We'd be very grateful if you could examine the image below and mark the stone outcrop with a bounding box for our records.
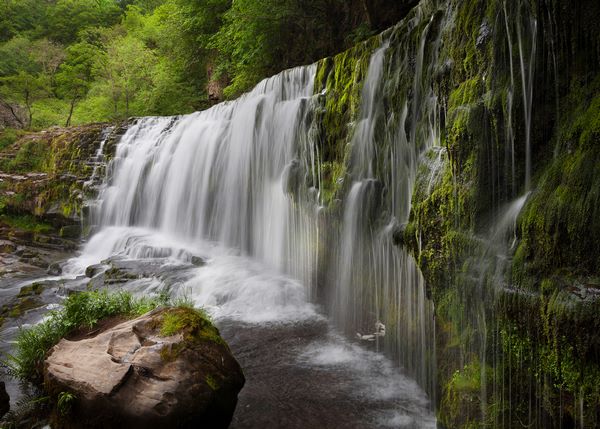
[0,122,128,277]
[44,307,244,429]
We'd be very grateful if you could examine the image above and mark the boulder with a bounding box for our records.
[84,264,104,278]
[47,262,62,276]
[191,256,206,267]
[44,307,244,429]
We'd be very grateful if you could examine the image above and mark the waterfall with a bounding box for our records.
[90,66,321,296]
[73,9,442,400]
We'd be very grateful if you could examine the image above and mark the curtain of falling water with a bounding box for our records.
[328,6,444,396]
[96,66,321,297]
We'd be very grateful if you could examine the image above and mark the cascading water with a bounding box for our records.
[93,66,319,287]
[57,31,439,424]
[66,8,443,404]
[328,18,441,394]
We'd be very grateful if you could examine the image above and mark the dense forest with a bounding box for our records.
[0,0,415,130]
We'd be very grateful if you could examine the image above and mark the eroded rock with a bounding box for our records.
[44,307,244,428]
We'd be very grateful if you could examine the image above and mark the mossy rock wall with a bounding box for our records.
[394,0,600,427]
[309,0,600,426]
[0,122,127,239]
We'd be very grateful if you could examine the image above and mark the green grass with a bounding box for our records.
[1,139,48,173]
[56,391,76,416]
[3,289,170,383]
[0,128,25,151]
[0,214,53,234]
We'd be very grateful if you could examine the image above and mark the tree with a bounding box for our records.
[0,0,48,43]
[0,36,38,77]
[45,0,122,44]
[96,35,156,117]
[0,71,48,127]
[56,42,98,126]
[30,39,67,88]
[210,0,340,97]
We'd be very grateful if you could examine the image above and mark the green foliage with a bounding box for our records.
[56,391,76,416]
[0,0,394,124]
[0,214,53,234]
[3,290,170,383]
[0,128,24,151]
[209,0,353,98]
[1,139,47,172]
[45,0,122,44]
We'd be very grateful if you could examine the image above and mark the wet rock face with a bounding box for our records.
[0,381,9,418]
[44,307,245,429]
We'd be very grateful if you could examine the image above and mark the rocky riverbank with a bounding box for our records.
[0,123,128,280]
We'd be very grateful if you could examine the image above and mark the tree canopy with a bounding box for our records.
[0,0,414,129]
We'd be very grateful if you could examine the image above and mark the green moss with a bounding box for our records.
[205,374,220,391]
[159,342,185,363]
[160,306,224,346]
[1,139,48,173]
[498,297,600,427]
[514,88,600,287]
[5,297,43,319]
[17,282,45,298]
[104,267,139,281]
[0,124,106,225]
[0,128,26,151]
[440,359,487,429]
[318,161,345,206]
[311,34,379,208]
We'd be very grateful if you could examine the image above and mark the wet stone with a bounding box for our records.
[47,262,62,276]
[85,264,106,278]
[191,256,207,267]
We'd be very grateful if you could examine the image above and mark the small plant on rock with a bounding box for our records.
[56,391,76,416]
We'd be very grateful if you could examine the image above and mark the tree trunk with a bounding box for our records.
[0,98,25,128]
[65,98,76,127]
[25,90,32,129]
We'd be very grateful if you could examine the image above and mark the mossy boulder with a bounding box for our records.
[44,306,244,429]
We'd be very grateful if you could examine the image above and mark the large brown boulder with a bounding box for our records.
[44,307,244,428]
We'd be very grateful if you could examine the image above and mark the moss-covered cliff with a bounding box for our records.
[0,123,125,276]
[313,0,600,427]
